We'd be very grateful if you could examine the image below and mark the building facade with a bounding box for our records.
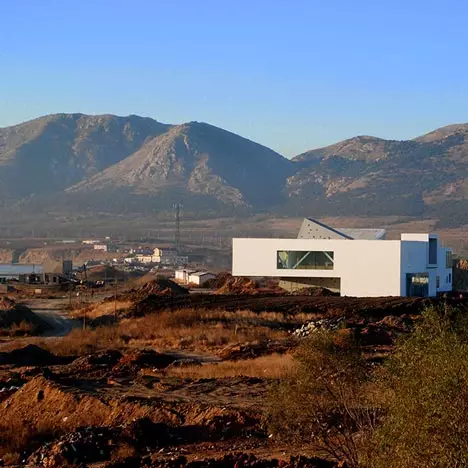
[232,219,452,297]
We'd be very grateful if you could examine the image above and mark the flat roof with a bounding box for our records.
[0,264,44,277]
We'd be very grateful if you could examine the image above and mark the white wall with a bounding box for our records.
[233,238,402,297]
[400,240,436,297]
[437,247,453,293]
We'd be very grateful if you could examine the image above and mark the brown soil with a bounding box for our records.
[216,275,259,295]
[126,279,189,299]
[131,293,449,319]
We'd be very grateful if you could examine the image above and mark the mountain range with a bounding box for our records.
[1,113,468,225]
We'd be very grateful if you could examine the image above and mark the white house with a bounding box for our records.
[188,271,216,286]
[232,218,453,298]
[175,268,196,284]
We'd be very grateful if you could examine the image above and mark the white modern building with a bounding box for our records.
[232,218,453,297]
[175,269,216,286]
[188,271,216,286]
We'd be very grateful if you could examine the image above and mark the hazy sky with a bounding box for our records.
[2,0,468,157]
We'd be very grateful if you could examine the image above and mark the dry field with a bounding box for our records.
[0,285,467,467]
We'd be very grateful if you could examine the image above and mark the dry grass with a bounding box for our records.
[72,300,133,319]
[116,308,298,352]
[0,320,38,337]
[166,353,294,379]
[3,307,306,356]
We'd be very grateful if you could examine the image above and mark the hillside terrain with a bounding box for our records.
[1,114,468,226]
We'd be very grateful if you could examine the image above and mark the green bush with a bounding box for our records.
[370,305,468,468]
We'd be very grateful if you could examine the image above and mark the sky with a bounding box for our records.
[1,0,468,157]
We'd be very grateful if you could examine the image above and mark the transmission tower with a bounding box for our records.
[173,202,182,255]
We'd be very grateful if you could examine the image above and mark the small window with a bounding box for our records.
[429,238,438,264]
[449,273,452,283]
[436,276,440,288]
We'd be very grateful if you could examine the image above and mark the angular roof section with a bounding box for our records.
[338,228,387,240]
[297,218,386,240]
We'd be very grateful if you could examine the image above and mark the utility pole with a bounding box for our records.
[173,202,182,255]
[114,274,118,321]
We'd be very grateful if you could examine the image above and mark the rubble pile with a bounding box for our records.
[292,317,345,338]
[28,426,114,467]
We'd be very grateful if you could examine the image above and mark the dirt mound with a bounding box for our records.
[123,280,189,316]
[0,297,49,335]
[112,350,177,375]
[216,275,259,295]
[121,280,189,306]
[288,287,338,297]
[63,350,123,379]
[137,279,189,297]
[84,265,126,282]
[0,345,65,367]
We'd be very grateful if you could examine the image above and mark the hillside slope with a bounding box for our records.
[69,121,293,208]
[287,124,468,219]
[0,113,170,198]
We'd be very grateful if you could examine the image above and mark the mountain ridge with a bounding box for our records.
[1,113,468,224]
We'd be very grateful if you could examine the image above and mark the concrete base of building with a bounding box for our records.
[279,277,341,293]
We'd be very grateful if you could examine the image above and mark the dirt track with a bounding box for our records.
[23,298,81,337]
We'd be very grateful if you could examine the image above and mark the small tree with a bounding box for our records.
[370,306,468,468]
[267,330,378,467]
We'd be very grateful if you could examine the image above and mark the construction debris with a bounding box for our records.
[292,317,345,338]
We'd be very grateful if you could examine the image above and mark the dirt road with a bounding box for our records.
[23,297,81,337]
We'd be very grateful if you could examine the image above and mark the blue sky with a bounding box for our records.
[1,0,468,157]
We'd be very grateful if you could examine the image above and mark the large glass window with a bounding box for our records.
[277,251,334,270]
[406,273,429,297]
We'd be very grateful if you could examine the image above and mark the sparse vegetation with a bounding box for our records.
[267,330,377,467]
[267,305,468,467]
[166,353,294,379]
[369,306,468,468]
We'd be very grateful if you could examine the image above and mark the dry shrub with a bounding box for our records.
[167,353,294,379]
[28,326,125,356]
[0,320,38,337]
[267,330,377,468]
